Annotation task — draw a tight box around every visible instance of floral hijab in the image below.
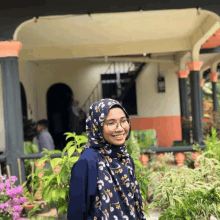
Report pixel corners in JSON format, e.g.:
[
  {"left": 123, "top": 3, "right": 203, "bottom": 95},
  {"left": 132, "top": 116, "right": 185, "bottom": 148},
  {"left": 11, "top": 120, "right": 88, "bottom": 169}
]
[{"left": 82, "top": 99, "right": 146, "bottom": 220}]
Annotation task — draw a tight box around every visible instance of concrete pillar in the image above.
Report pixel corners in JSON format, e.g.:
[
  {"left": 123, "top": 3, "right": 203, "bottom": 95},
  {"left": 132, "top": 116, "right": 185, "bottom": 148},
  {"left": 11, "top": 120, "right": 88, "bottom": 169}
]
[
  {"left": 0, "top": 41, "right": 26, "bottom": 184},
  {"left": 186, "top": 61, "right": 203, "bottom": 144},
  {"left": 209, "top": 72, "right": 219, "bottom": 113},
  {"left": 175, "top": 70, "right": 190, "bottom": 144}
]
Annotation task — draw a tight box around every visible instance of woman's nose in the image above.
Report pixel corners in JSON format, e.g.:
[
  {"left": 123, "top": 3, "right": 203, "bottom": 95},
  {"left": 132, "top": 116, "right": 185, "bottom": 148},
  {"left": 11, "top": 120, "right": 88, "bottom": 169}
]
[{"left": 116, "top": 122, "right": 124, "bottom": 131}]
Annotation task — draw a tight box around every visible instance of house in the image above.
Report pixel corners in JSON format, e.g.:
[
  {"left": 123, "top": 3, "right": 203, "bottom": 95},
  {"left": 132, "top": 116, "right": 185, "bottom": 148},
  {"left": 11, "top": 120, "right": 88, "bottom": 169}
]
[{"left": 0, "top": 4, "right": 220, "bottom": 180}]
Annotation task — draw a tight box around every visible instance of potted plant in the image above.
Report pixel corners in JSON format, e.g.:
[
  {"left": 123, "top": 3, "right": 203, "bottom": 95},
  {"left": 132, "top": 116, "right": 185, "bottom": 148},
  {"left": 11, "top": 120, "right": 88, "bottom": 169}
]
[
  {"left": 28, "top": 132, "right": 88, "bottom": 217},
  {"left": 0, "top": 175, "right": 27, "bottom": 220},
  {"left": 22, "top": 186, "right": 39, "bottom": 216}
]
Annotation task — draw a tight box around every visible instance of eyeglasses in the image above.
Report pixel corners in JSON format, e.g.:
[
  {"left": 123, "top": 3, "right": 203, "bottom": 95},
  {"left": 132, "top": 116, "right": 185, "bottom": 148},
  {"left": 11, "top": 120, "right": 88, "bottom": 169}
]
[{"left": 105, "top": 118, "right": 129, "bottom": 131}]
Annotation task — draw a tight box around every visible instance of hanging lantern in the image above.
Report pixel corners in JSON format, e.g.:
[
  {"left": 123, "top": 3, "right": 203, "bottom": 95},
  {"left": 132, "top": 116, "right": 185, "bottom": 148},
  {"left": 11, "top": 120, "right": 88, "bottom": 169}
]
[
  {"left": 157, "top": 64, "right": 165, "bottom": 93},
  {"left": 157, "top": 76, "right": 165, "bottom": 93}
]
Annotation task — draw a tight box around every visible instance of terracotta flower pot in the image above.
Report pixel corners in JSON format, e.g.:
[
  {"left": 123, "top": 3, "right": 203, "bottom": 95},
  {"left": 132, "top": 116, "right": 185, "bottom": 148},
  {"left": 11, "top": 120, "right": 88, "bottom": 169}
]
[
  {"left": 192, "top": 151, "right": 201, "bottom": 168},
  {"left": 175, "top": 152, "right": 185, "bottom": 167},
  {"left": 23, "top": 202, "right": 36, "bottom": 216},
  {"left": 139, "top": 154, "right": 149, "bottom": 167}
]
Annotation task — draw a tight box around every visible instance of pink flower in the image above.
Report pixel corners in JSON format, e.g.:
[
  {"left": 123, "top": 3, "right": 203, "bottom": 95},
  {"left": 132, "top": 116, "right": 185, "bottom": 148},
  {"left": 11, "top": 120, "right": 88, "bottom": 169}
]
[
  {"left": 5, "top": 179, "right": 11, "bottom": 189},
  {"left": 18, "top": 197, "right": 27, "bottom": 204},
  {"left": 16, "top": 186, "right": 23, "bottom": 195},
  {"left": 10, "top": 176, "right": 17, "bottom": 184},
  {"left": 13, "top": 205, "right": 23, "bottom": 212},
  {"left": 13, "top": 212, "right": 20, "bottom": 219},
  {"left": 0, "top": 183, "right": 4, "bottom": 191},
  {"left": 12, "top": 198, "right": 19, "bottom": 205},
  {"left": 3, "top": 202, "right": 9, "bottom": 211}
]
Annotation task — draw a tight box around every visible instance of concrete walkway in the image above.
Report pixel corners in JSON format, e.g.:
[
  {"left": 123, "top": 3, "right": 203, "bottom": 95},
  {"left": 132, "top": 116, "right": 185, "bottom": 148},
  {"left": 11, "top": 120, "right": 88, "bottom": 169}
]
[{"left": 21, "top": 209, "right": 218, "bottom": 219}]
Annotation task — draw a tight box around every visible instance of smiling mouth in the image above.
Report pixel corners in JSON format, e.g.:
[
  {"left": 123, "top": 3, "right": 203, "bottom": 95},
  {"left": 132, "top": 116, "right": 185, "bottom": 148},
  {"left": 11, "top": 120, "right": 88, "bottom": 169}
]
[{"left": 112, "top": 133, "right": 125, "bottom": 138}]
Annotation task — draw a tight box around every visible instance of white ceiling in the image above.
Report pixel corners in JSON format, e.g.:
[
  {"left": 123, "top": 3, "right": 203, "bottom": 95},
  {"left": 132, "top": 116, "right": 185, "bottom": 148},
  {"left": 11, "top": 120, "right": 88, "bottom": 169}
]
[{"left": 14, "top": 8, "right": 220, "bottom": 65}]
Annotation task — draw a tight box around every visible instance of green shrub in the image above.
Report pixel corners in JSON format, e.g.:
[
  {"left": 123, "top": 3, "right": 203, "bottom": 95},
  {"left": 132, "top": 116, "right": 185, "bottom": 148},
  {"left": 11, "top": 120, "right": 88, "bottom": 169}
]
[
  {"left": 27, "top": 132, "right": 87, "bottom": 215},
  {"left": 138, "top": 129, "right": 157, "bottom": 148},
  {"left": 126, "top": 130, "right": 140, "bottom": 161},
  {"left": 149, "top": 153, "right": 220, "bottom": 220},
  {"left": 24, "top": 141, "right": 39, "bottom": 177}
]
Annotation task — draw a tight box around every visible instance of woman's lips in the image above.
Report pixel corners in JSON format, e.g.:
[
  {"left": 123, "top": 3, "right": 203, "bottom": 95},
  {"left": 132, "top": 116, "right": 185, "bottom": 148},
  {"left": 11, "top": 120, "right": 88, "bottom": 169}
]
[{"left": 112, "top": 133, "right": 125, "bottom": 139}]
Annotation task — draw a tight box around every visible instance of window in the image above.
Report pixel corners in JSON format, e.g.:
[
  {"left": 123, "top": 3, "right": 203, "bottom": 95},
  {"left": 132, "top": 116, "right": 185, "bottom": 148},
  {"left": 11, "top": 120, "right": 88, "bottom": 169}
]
[{"left": 101, "top": 72, "right": 138, "bottom": 115}]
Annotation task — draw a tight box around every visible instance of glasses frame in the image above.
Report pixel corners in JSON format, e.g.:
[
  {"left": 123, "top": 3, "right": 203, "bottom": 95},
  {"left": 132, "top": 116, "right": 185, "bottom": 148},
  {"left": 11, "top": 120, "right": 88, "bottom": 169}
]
[{"left": 105, "top": 118, "right": 129, "bottom": 132}]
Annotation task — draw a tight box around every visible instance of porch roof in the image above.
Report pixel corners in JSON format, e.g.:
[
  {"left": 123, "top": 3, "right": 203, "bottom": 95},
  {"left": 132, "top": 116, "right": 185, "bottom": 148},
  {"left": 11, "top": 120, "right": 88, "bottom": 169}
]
[{"left": 14, "top": 8, "right": 220, "bottom": 62}]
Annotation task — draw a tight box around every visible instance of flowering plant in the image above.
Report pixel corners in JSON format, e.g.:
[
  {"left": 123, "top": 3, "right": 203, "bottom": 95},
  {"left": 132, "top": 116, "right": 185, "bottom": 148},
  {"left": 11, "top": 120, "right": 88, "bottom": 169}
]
[
  {"left": 181, "top": 116, "right": 192, "bottom": 129},
  {"left": 0, "top": 175, "right": 26, "bottom": 220},
  {"left": 203, "top": 109, "right": 220, "bottom": 139}
]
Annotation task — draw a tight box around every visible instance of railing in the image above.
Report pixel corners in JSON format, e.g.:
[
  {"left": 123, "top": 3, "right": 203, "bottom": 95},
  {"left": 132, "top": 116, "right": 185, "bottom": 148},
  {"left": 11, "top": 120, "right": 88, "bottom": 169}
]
[
  {"left": 140, "top": 145, "right": 206, "bottom": 153},
  {"left": 0, "top": 145, "right": 206, "bottom": 182},
  {"left": 81, "top": 62, "right": 135, "bottom": 113}
]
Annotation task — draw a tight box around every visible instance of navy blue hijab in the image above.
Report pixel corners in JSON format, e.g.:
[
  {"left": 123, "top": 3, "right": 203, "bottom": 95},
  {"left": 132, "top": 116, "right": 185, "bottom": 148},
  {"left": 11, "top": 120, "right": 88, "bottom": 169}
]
[{"left": 81, "top": 99, "right": 147, "bottom": 220}]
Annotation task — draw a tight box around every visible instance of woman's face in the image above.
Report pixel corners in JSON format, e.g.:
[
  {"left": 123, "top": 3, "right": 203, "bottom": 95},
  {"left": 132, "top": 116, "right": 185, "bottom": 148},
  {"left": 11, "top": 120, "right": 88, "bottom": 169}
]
[{"left": 103, "top": 107, "right": 130, "bottom": 145}]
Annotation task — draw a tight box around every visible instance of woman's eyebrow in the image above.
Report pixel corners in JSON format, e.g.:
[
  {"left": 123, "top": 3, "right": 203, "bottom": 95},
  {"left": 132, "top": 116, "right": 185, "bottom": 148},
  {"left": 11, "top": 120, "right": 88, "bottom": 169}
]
[{"left": 106, "top": 116, "right": 126, "bottom": 121}]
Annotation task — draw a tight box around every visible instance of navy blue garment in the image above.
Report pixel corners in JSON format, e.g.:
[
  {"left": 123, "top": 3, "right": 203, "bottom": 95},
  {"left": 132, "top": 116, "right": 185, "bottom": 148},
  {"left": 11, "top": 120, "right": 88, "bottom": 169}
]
[
  {"left": 68, "top": 148, "right": 137, "bottom": 220},
  {"left": 68, "top": 148, "right": 99, "bottom": 220},
  {"left": 68, "top": 99, "right": 146, "bottom": 220}
]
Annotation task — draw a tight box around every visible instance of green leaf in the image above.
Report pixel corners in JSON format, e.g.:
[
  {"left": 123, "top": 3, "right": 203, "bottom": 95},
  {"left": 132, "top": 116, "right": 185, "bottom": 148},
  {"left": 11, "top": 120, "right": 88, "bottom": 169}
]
[
  {"left": 45, "top": 149, "right": 62, "bottom": 155},
  {"left": 52, "top": 189, "right": 60, "bottom": 201},
  {"left": 68, "top": 157, "right": 79, "bottom": 164},
  {"left": 68, "top": 146, "right": 76, "bottom": 157},
  {"left": 76, "top": 147, "right": 83, "bottom": 153},
  {"left": 50, "top": 158, "right": 63, "bottom": 171},
  {"left": 134, "top": 159, "right": 143, "bottom": 168},
  {"left": 58, "top": 205, "right": 67, "bottom": 214},
  {"left": 57, "top": 174, "right": 61, "bottom": 185},
  {"left": 59, "top": 188, "right": 67, "bottom": 199},
  {"left": 62, "top": 141, "right": 76, "bottom": 158},
  {"left": 64, "top": 132, "right": 76, "bottom": 140}
]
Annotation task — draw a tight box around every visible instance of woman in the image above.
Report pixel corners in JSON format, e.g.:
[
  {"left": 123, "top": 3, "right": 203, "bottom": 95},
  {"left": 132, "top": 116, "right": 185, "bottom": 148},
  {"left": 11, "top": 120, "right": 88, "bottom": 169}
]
[{"left": 68, "top": 98, "right": 147, "bottom": 220}]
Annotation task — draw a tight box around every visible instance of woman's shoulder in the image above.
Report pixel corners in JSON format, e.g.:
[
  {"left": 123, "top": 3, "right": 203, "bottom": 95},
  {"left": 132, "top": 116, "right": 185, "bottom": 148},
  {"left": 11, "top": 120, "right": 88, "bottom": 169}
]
[{"left": 78, "top": 148, "right": 99, "bottom": 164}]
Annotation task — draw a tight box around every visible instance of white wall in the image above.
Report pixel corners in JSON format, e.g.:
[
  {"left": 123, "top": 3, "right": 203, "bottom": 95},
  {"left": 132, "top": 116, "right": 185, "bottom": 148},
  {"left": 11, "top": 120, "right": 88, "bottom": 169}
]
[
  {"left": 19, "top": 60, "right": 39, "bottom": 121},
  {"left": 0, "top": 65, "right": 5, "bottom": 152},
  {"left": 18, "top": 59, "right": 181, "bottom": 123},
  {"left": 31, "top": 60, "right": 112, "bottom": 119},
  {"left": 135, "top": 62, "right": 180, "bottom": 118}
]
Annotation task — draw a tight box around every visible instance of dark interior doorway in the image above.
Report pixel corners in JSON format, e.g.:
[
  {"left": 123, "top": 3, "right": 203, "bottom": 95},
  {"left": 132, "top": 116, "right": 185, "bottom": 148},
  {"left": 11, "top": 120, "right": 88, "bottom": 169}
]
[
  {"left": 20, "top": 82, "right": 27, "bottom": 118},
  {"left": 47, "top": 83, "right": 74, "bottom": 151}
]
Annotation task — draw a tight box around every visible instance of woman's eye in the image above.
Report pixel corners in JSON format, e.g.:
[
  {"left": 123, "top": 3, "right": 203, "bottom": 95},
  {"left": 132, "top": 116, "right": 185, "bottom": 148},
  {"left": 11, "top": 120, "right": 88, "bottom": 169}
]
[{"left": 108, "top": 122, "right": 114, "bottom": 126}]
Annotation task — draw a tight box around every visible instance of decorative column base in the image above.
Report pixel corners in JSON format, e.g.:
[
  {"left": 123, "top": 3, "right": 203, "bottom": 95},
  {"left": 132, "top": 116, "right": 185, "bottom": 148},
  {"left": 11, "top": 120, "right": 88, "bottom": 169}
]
[
  {"left": 175, "top": 152, "right": 185, "bottom": 167},
  {"left": 192, "top": 152, "right": 201, "bottom": 168},
  {"left": 139, "top": 154, "right": 149, "bottom": 167}
]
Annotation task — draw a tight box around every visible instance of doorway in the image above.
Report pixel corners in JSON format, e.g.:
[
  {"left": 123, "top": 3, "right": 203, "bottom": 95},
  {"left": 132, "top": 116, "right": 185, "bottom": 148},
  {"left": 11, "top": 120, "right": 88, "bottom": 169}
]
[
  {"left": 20, "top": 82, "right": 27, "bottom": 118},
  {"left": 46, "top": 83, "right": 74, "bottom": 151}
]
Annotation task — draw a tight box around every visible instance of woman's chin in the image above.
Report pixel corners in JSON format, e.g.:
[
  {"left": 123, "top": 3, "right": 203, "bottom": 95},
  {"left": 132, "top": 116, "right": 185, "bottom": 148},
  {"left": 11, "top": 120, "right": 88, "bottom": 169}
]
[{"left": 110, "top": 138, "right": 126, "bottom": 145}]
